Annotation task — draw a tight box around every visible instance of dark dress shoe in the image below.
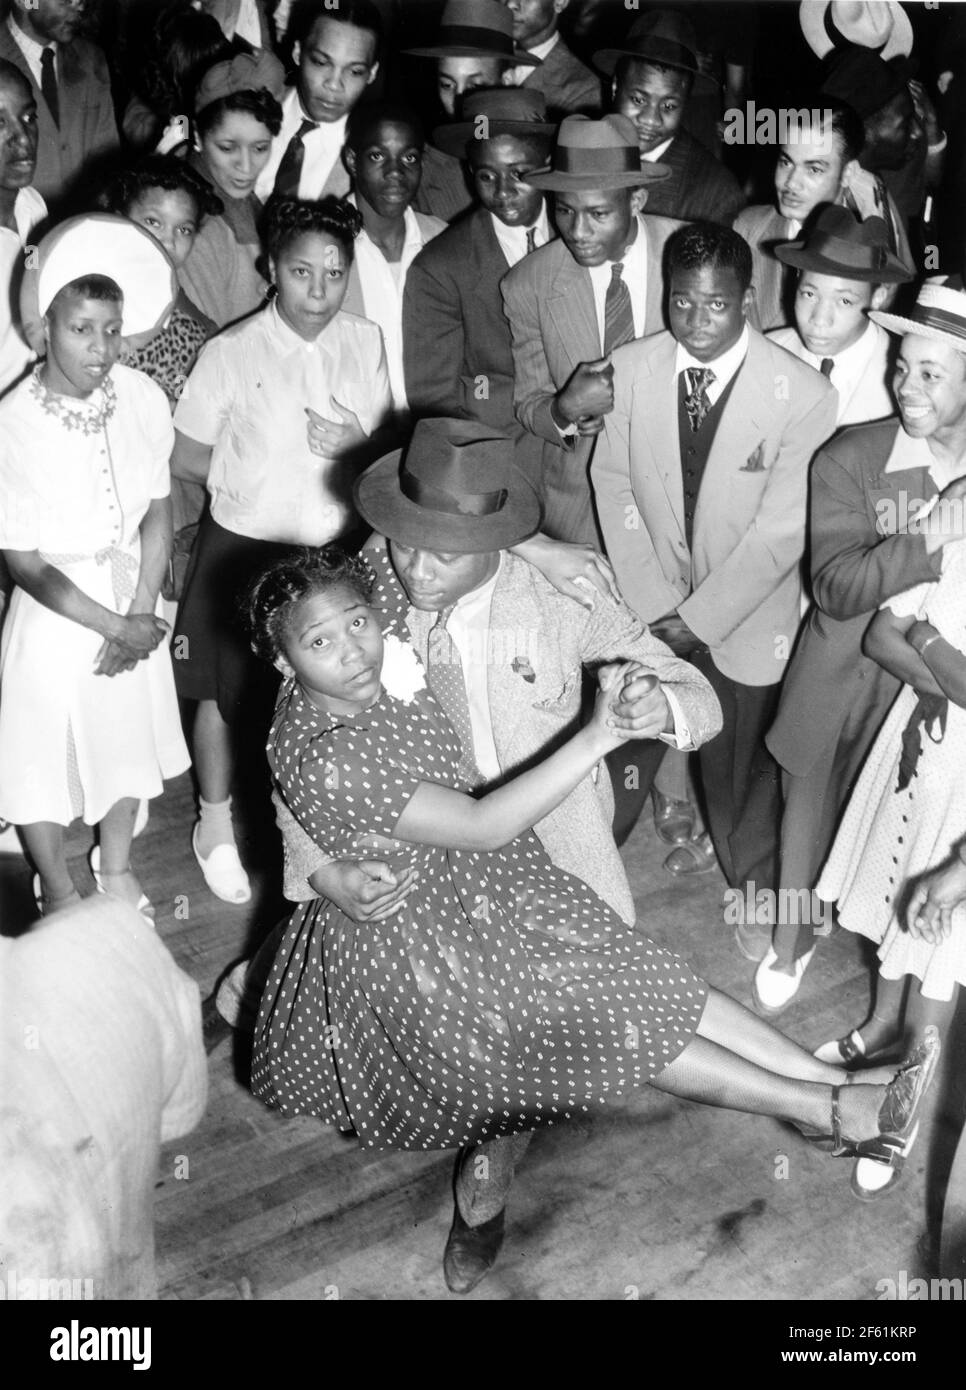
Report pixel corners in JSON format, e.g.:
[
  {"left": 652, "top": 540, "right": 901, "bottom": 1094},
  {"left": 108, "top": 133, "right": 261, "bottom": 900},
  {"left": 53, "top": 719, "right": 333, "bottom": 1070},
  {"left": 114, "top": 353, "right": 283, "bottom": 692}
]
[
  {"left": 201, "top": 993, "right": 234, "bottom": 1055},
  {"left": 651, "top": 790, "right": 695, "bottom": 844},
  {"left": 443, "top": 1206, "right": 505, "bottom": 1294}
]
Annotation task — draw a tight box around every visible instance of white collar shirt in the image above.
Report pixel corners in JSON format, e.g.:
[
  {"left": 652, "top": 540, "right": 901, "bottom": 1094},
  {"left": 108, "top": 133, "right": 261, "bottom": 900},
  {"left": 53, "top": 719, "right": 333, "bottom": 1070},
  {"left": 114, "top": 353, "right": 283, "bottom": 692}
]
[
  {"left": 348, "top": 195, "right": 435, "bottom": 412},
  {"left": 642, "top": 136, "right": 674, "bottom": 163},
  {"left": 255, "top": 88, "right": 348, "bottom": 202},
  {"left": 674, "top": 324, "right": 750, "bottom": 404},
  {"left": 587, "top": 215, "right": 649, "bottom": 350},
  {"left": 770, "top": 320, "right": 891, "bottom": 426},
  {"left": 438, "top": 559, "right": 503, "bottom": 783},
  {"left": 0, "top": 186, "right": 47, "bottom": 394},
  {"left": 506, "top": 30, "right": 559, "bottom": 86},
  {"left": 173, "top": 301, "right": 391, "bottom": 543},
  {"left": 490, "top": 201, "right": 551, "bottom": 267},
  {"left": 7, "top": 15, "right": 54, "bottom": 88}
]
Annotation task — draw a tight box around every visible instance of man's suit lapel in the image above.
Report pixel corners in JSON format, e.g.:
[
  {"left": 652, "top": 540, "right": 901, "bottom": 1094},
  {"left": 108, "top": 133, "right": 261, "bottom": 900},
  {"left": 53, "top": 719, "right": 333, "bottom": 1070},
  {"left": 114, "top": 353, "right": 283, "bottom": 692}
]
[
  {"left": 640, "top": 219, "right": 665, "bottom": 334},
  {"left": 547, "top": 251, "right": 599, "bottom": 366},
  {"left": 486, "top": 559, "right": 539, "bottom": 757},
  {"left": 637, "top": 338, "right": 687, "bottom": 544},
  {"left": 693, "top": 332, "right": 772, "bottom": 521}
]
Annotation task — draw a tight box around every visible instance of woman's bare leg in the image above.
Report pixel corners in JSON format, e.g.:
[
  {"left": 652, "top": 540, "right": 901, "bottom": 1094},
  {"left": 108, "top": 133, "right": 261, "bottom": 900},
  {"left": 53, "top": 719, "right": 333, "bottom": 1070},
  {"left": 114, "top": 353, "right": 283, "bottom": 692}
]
[
  {"left": 20, "top": 821, "right": 79, "bottom": 908},
  {"left": 97, "top": 797, "right": 149, "bottom": 912},
  {"left": 650, "top": 1034, "right": 888, "bottom": 1142}
]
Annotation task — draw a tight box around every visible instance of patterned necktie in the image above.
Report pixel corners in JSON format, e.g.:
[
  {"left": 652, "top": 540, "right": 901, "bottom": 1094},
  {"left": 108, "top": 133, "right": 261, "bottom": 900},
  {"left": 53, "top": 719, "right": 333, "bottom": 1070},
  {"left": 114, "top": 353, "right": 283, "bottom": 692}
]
[
  {"left": 683, "top": 366, "right": 716, "bottom": 432},
  {"left": 427, "top": 607, "right": 485, "bottom": 789},
  {"left": 603, "top": 261, "right": 635, "bottom": 353},
  {"left": 820, "top": 357, "right": 834, "bottom": 378},
  {"left": 40, "top": 47, "right": 58, "bottom": 128},
  {"left": 273, "top": 118, "right": 317, "bottom": 197},
  {"left": 525, "top": 227, "right": 537, "bottom": 254}
]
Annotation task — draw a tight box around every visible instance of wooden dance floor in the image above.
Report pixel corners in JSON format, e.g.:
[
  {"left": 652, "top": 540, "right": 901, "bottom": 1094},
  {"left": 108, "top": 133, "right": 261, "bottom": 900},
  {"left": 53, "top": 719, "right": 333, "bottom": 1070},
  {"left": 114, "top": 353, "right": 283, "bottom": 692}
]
[{"left": 3, "top": 768, "right": 963, "bottom": 1302}]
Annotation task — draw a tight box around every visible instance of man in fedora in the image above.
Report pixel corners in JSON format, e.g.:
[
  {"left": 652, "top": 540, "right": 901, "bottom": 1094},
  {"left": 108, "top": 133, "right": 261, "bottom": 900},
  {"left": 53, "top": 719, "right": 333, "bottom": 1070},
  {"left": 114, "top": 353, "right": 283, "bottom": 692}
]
[
  {"left": 501, "top": 0, "right": 602, "bottom": 120},
  {"left": 267, "top": 416, "right": 722, "bottom": 1293},
  {"left": 593, "top": 221, "right": 837, "bottom": 905},
  {"left": 501, "top": 112, "right": 680, "bottom": 547},
  {"left": 734, "top": 95, "right": 912, "bottom": 331},
  {"left": 595, "top": 9, "right": 745, "bottom": 225},
  {"left": 766, "top": 204, "right": 910, "bottom": 426},
  {"left": 406, "top": 0, "right": 539, "bottom": 223},
  {"left": 754, "top": 280, "right": 966, "bottom": 1021},
  {"left": 820, "top": 43, "right": 944, "bottom": 239},
  {"left": 403, "top": 88, "right": 555, "bottom": 459}
]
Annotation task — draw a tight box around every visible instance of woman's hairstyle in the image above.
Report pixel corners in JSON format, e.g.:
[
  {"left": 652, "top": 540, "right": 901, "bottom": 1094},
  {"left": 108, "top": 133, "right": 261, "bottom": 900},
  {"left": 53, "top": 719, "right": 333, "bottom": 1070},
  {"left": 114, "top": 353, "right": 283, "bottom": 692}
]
[
  {"left": 261, "top": 194, "right": 364, "bottom": 268},
  {"left": 247, "top": 546, "right": 376, "bottom": 664},
  {"left": 666, "top": 220, "right": 754, "bottom": 293},
  {"left": 99, "top": 155, "right": 224, "bottom": 222},
  {"left": 49, "top": 275, "right": 123, "bottom": 311},
  {"left": 195, "top": 86, "right": 284, "bottom": 140},
  {"left": 130, "top": 2, "right": 230, "bottom": 123},
  {"left": 345, "top": 100, "right": 426, "bottom": 154}
]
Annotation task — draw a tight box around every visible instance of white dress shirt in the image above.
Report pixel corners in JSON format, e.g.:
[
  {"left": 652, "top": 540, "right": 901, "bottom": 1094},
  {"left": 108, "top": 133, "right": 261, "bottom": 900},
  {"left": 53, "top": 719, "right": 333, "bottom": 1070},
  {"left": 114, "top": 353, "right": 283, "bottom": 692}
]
[
  {"left": 442, "top": 558, "right": 503, "bottom": 783},
  {"left": 674, "top": 324, "right": 750, "bottom": 403},
  {"left": 587, "top": 214, "right": 649, "bottom": 349},
  {"left": 490, "top": 201, "right": 551, "bottom": 268},
  {"left": 7, "top": 15, "right": 54, "bottom": 87},
  {"left": 348, "top": 196, "right": 443, "bottom": 412},
  {"left": 642, "top": 136, "right": 674, "bottom": 163},
  {"left": 174, "top": 301, "right": 391, "bottom": 543},
  {"left": 767, "top": 319, "right": 892, "bottom": 426},
  {"left": 506, "top": 30, "right": 559, "bottom": 87},
  {"left": 255, "top": 87, "right": 348, "bottom": 202}
]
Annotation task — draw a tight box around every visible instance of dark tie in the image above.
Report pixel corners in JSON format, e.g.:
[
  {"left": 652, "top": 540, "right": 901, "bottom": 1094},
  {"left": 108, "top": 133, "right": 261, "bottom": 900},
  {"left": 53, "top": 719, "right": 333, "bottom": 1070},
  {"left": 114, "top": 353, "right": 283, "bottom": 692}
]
[
  {"left": 603, "top": 261, "right": 635, "bottom": 354},
  {"left": 525, "top": 227, "right": 537, "bottom": 254},
  {"left": 40, "top": 47, "right": 58, "bottom": 128},
  {"left": 273, "top": 118, "right": 317, "bottom": 197},
  {"left": 820, "top": 357, "right": 834, "bottom": 378},
  {"left": 427, "top": 607, "right": 485, "bottom": 789},
  {"left": 683, "top": 366, "right": 716, "bottom": 432}
]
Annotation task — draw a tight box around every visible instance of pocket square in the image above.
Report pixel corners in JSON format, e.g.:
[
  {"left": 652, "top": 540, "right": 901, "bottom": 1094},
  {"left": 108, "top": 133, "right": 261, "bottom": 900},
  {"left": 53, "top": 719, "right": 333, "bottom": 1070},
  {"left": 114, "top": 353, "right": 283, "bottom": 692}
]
[{"left": 740, "top": 441, "right": 766, "bottom": 472}]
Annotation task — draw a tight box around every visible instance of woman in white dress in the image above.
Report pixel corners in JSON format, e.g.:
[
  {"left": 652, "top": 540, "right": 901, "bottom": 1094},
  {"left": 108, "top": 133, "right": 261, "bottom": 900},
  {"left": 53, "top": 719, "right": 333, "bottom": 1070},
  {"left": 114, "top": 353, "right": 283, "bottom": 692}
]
[
  {"left": 0, "top": 217, "right": 190, "bottom": 917},
  {"left": 815, "top": 287, "right": 966, "bottom": 1196}
]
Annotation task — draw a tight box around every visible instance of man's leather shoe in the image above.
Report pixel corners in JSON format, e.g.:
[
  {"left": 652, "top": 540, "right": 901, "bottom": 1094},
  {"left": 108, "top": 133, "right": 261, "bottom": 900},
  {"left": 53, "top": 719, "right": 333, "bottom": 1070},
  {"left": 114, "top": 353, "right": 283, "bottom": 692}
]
[
  {"left": 201, "top": 993, "right": 234, "bottom": 1055},
  {"left": 443, "top": 1205, "right": 505, "bottom": 1294}
]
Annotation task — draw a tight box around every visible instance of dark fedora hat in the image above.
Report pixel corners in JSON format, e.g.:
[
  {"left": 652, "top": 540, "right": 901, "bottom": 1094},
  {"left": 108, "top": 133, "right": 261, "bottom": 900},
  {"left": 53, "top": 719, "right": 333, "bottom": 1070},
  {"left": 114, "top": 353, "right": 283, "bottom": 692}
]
[
  {"left": 593, "top": 9, "right": 717, "bottom": 93},
  {"left": 526, "top": 114, "right": 669, "bottom": 192},
  {"left": 433, "top": 88, "right": 556, "bottom": 157},
  {"left": 355, "top": 418, "right": 542, "bottom": 554},
  {"left": 404, "top": 0, "right": 538, "bottom": 66},
  {"left": 774, "top": 204, "right": 913, "bottom": 283},
  {"left": 819, "top": 43, "right": 906, "bottom": 117}
]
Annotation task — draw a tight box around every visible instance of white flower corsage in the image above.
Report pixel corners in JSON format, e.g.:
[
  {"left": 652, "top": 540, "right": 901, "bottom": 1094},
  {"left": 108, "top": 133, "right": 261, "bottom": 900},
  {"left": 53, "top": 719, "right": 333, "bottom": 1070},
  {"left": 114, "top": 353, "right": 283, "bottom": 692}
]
[{"left": 380, "top": 633, "right": 426, "bottom": 704}]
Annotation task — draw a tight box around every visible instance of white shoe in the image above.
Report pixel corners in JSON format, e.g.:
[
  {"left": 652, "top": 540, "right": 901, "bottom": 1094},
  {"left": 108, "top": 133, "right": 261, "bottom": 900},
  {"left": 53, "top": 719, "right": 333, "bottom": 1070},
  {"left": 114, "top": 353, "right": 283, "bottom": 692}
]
[
  {"left": 192, "top": 824, "right": 251, "bottom": 905},
  {"left": 751, "top": 945, "right": 815, "bottom": 1015},
  {"left": 814, "top": 1028, "right": 867, "bottom": 1066}
]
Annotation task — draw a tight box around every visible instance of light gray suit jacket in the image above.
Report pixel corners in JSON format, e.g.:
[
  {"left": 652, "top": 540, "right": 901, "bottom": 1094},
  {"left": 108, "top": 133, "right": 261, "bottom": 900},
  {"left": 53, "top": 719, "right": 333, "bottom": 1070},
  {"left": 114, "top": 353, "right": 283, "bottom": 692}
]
[
  {"left": 501, "top": 214, "right": 682, "bottom": 546},
  {"left": 593, "top": 327, "right": 838, "bottom": 687},
  {"left": 280, "top": 540, "right": 722, "bottom": 923}
]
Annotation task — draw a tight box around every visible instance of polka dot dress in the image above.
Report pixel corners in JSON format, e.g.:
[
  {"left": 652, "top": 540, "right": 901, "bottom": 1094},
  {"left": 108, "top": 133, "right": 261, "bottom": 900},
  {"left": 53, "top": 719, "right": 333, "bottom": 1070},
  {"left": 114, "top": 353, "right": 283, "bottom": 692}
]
[{"left": 251, "top": 679, "right": 708, "bottom": 1151}]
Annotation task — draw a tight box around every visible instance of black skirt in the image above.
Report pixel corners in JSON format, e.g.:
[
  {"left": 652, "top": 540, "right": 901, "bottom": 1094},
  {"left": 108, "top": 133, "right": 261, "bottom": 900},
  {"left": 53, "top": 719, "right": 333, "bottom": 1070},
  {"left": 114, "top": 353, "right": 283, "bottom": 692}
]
[{"left": 173, "top": 513, "right": 295, "bottom": 725}]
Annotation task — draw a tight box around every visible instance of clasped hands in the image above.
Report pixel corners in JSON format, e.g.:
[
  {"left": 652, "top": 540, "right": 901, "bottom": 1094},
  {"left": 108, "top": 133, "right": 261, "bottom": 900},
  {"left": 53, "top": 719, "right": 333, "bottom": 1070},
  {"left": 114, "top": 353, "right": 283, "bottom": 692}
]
[
  {"left": 593, "top": 659, "right": 672, "bottom": 745},
  {"left": 95, "top": 610, "right": 169, "bottom": 677}
]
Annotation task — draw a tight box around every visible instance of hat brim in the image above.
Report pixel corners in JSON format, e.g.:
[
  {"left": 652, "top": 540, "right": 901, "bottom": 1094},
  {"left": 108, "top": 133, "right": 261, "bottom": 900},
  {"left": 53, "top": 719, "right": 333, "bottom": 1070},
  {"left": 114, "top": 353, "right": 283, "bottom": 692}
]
[
  {"left": 869, "top": 311, "right": 966, "bottom": 354},
  {"left": 433, "top": 118, "right": 557, "bottom": 157},
  {"left": 355, "top": 449, "right": 543, "bottom": 554},
  {"left": 404, "top": 43, "right": 538, "bottom": 65},
  {"left": 526, "top": 162, "right": 670, "bottom": 191},
  {"left": 592, "top": 45, "right": 718, "bottom": 91},
  {"left": 774, "top": 244, "right": 913, "bottom": 284},
  {"left": 800, "top": 0, "right": 913, "bottom": 61}
]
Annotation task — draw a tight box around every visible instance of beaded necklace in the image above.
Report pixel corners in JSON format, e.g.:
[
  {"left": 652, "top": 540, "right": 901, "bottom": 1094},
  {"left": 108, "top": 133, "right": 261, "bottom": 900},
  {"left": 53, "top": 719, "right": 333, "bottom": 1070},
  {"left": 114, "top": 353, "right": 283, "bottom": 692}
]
[{"left": 29, "top": 366, "right": 117, "bottom": 435}]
